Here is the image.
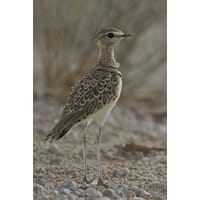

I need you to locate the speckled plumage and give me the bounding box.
[45,64,122,141]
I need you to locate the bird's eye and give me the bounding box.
[107,33,114,38]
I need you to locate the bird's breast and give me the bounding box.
[111,72,122,100]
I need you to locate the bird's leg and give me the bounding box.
[82,122,88,182]
[82,122,93,184]
[95,126,109,187]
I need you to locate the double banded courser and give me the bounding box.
[45,27,132,186]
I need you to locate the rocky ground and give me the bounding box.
[33,100,167,200]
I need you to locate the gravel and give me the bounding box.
[112,168,130,178]
[114,185,129,199]
[85,188,103,199]
[135,188,152,198]
[58,178,78,191]
[103,189,122,200]
[33,100,167,200]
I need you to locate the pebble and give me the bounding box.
[60,188,70,194]
[130,198,144,200]
[114,185,128,198]
[103,189,122,200]
[97,198,111,200]
[135,188,151,198]
[74,189,84,197]
[130,186,139,191]
[65,193,78,200]
[112,168,130,177]
[33,185,57,200]
[34,183,48,196]
[86,188,103,200]
[58,178,78,192]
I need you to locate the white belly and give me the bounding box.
[90,99,118,126]
[87,78,122,126]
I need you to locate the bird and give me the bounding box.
[45,27,132,186]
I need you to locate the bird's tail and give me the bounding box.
[44,113,80,142]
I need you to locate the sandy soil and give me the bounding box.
[33,100,167,200]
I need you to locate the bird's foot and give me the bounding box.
[79,175,96,190]
[96,177,109,188]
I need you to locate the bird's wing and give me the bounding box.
[45,67,121,141]
[45,112,80,141]
[62,68,120,119]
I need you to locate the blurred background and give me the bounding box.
[33,0,166,114]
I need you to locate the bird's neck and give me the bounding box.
[98,46,119,67]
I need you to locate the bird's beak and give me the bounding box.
[120,33,134,38]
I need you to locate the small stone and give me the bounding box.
[79,182,91,190]
[74,189,84,197]
[135,188,151,198]
[65,193,77,200]
[33,183,47,195]
[103,189,122,200]
[86,188,103,199]
[114,185,128,198]
[33,185,57,200]
[112,168,130,177]
[103,189,115,197]
[58,178,78,192]
[61,188,70,194]
[130,186,139,191]
[130,197,144,200]
[53,190,59,196]
[97,198,111,200]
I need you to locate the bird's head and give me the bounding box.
[95,27,133,48]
